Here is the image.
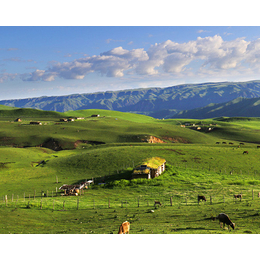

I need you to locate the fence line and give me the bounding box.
[1,189,259,211]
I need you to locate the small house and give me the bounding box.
[59,180,92,196]
[132,157,166,179]
[30,121,42,125]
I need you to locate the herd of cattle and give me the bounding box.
[215,141,260,154]
[118,212,235,233]
[118,194,239,233]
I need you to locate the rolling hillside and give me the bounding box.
[0,107,218,150]
[1,108,260,234]
[2,80,260,118]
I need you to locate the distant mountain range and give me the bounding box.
[2,80,260,119]
[172,96,260,119]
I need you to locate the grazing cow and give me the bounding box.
[229,142,234,145]
[198,195,206,203]
[257,146,260,149]
[243,151,248,154]
[222,142,227,144]
[234,194,242,199]
[240,142,245,145]
[118,221,130,234]
[216,142,220,144]
[154,200,162,207]
[216,213,235,230]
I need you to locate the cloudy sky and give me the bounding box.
[1,1,260,100]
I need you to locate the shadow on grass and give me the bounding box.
[172,227,207,231]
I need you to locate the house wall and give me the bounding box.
[132,173,151,179]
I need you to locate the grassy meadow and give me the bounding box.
[1,107,260,234]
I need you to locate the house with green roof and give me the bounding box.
[132,157,166,179]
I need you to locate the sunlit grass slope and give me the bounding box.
[1,108,260,234]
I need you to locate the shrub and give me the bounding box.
[109,179,130,188]
[130,178,148,186]
[246,180,260,185]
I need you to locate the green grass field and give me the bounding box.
[1,107,260,235]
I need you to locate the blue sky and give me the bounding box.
[1,2,260,100]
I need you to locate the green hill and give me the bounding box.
[0,105,16,110]
[0,108,218,149]
[1,108,260,234]
[0,107,63,119]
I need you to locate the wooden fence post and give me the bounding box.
[170,197,173,206]
[138,197,140,208]
[5,195,7,206]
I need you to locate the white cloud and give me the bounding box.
[0,73,18,83]
[197,30,210,33]
[21,35,260,83]
[25,69,57,81]
[7,48,18,51]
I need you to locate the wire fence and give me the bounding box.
[1,187,259,211]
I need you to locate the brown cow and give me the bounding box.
[118,221,130,234]
[216,213,235,230]
[154,200,162,207]
[243,151,248,154]
[198,195,206,203]
[234,194,242,199]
